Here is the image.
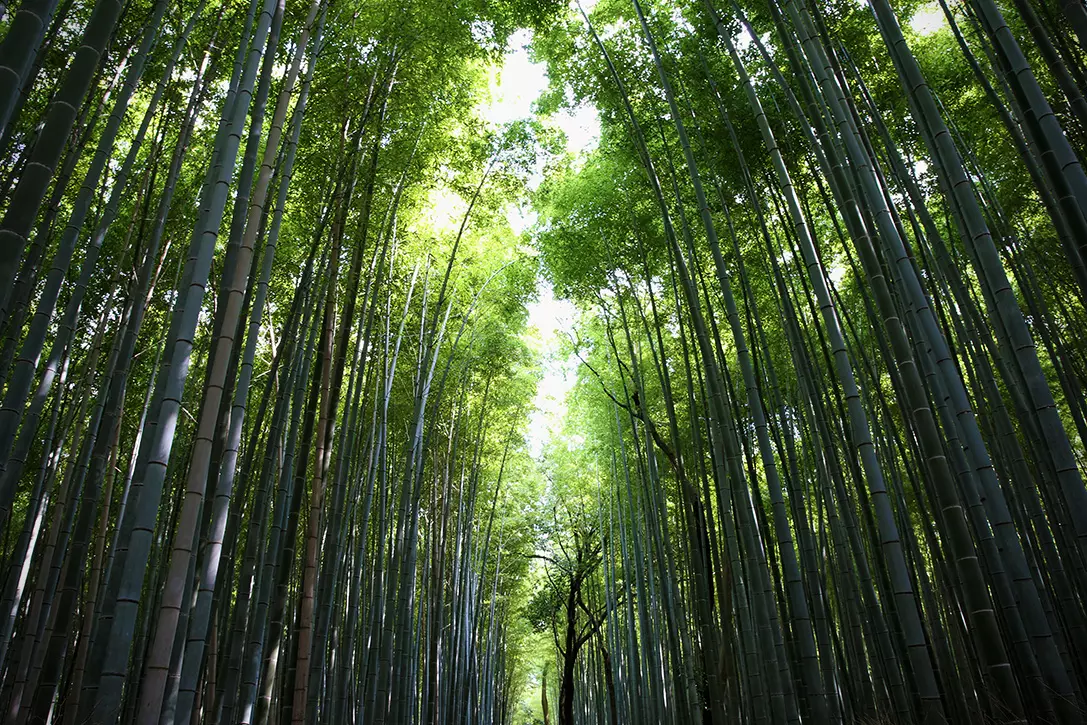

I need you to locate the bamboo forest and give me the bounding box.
[5,0,1087,721]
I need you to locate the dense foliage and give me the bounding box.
[0,0,1085,723]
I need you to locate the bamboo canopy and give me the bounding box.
[0,0,1085,722]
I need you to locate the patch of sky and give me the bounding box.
[910,2,947,35]
[474,26,602,461]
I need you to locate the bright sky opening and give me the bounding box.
[481,28,600,157]
[476,28,597,461]
[910,2,947,35]
[525,283,579,459]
